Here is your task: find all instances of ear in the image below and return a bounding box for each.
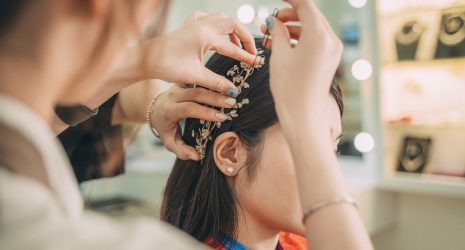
[213,132,246,177]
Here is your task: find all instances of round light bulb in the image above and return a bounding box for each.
[237,4,255,24]
[351,59,372,81]
[348,0,367,8]
[257,6,269,22]
[354,132,375,153]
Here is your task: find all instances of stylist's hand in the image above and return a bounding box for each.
[138,11,262,97]
[151,85,237,161]
[262,1,342,124]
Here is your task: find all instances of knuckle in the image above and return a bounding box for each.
[166,89,176,99]
[230,18,241,27]
[190,88,202,100]
[215,12,228,18]
[163,104,174,120]
[192,11,203,18]
[183,103,195,116]
[210,77,225,92]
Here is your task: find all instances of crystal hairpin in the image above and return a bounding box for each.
[192,49,265,160]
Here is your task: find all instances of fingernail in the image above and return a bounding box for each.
[224,97,236,105]
[216,112,228,120]
[187,155,193,160]
[226,89,239,98]
[266,17,274,30]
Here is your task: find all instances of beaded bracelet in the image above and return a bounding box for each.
[146,90,167,138]
[302,197,358,225]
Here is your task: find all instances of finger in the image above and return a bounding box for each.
[183,11,208,25]
[275,7,299,23]
[229,34,242,48]
[261,24,301,40]
[170,102,229,122]
[262,38,272,50]
[212,37,264,66]
[189,67,238,96]
[200,11,228,21]
[284,0,322,28]
[163,131,200,161]
[172,135,201,161]
[266,16,292,52]
[180,87,237,109]
[173,142,201,161]
[212,18,257,55]
[262,38,296,50]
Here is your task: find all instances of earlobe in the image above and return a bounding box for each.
[213,132,244,176]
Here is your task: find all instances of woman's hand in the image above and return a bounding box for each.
[151,85,237,161]
[137,11,262,96]
[262,3,343,126]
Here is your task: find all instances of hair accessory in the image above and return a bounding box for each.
[192,50,265,160]
[147,90,167,138]
[302,197,358,225]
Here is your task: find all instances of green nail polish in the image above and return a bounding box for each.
[266,17,274,30]
[226,89,239,98]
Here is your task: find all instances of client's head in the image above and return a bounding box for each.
[161,38,343,246]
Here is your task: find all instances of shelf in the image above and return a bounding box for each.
[383,58,465,69]
[379,1,465,18]
[386,123,465,130]
[379,172,465,199]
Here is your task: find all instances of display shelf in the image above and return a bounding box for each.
[386,123,465,131]
[383,58,465,68]
[379,2,465,18]
[379,172,465,199]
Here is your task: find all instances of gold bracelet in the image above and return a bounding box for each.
[147,90,167,138]
[302,197,357,225]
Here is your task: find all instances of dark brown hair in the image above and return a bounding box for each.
[160,38,343,247]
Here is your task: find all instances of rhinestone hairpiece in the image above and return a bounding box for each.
[192,49,265,160]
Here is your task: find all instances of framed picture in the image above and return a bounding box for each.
[398,136,432,173]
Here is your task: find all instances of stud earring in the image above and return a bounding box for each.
[227,167,234,174]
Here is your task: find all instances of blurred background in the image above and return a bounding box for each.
[82,0,465,249]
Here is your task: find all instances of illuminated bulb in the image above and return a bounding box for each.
[257,6,269,22]
[351,59,372,81]
[354,132,375,153]
[348,0,367,8]
[237,4,255,24]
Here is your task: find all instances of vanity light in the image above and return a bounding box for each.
[354,132,375,153]
[348,0,367,8]
[351,59,372,81]
[237,4,255,24]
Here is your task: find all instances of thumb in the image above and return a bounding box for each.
[265,16,291,51]
[164,135,201,161]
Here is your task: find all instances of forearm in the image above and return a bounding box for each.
[84,46,145,110]
[282,116,372,250]
[112,79,166,125]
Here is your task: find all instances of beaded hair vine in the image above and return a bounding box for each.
[192,52,265,160]
[191,9,279,161]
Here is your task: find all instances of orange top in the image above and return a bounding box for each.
[278,232,309,250]
[205,232,309,250]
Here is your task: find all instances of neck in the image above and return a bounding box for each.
[0,51,64,124]
[235,206,280,250]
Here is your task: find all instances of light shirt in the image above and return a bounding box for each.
[0,94,209,250]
